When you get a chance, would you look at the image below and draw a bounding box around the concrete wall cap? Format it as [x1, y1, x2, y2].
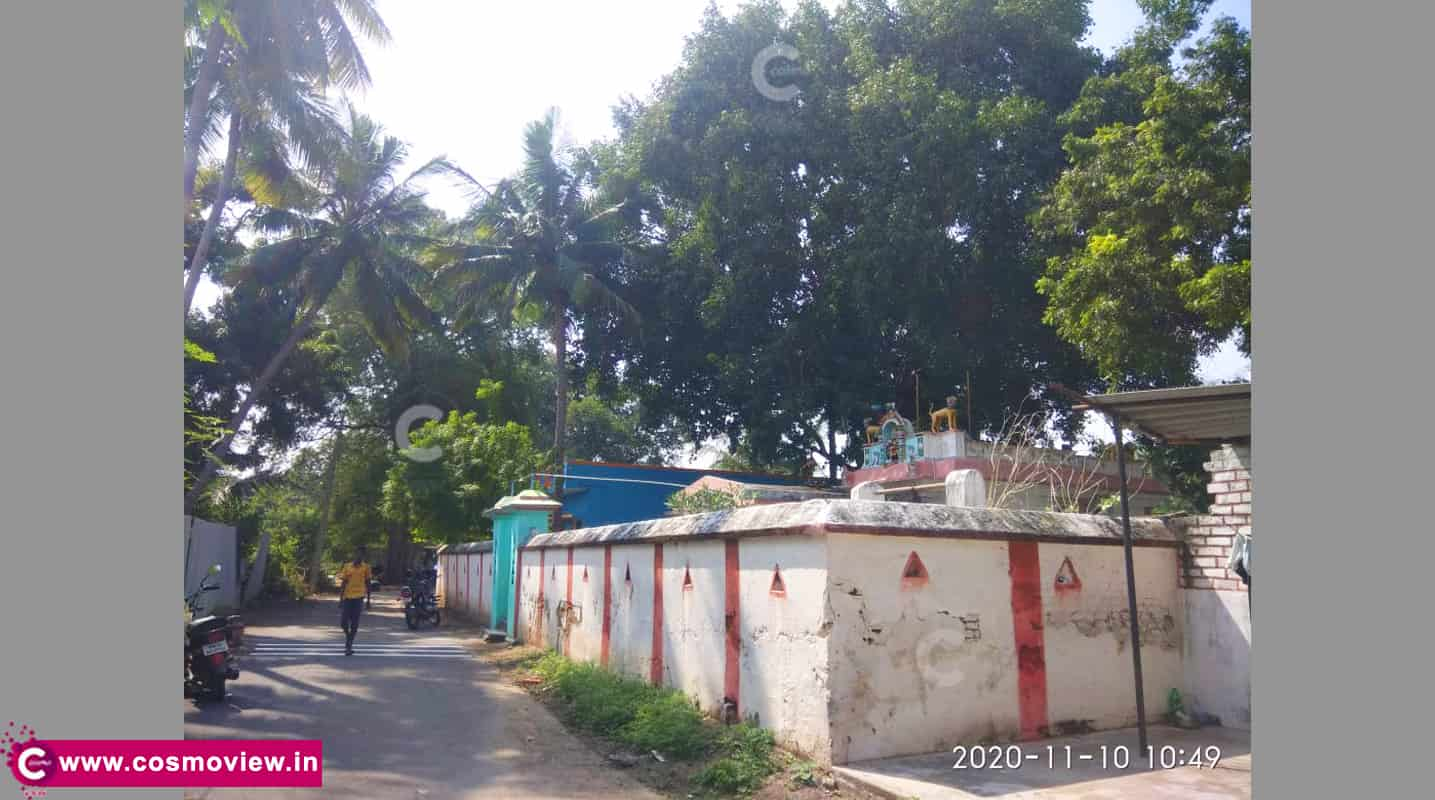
[438, 540, 494, 555]
[483, 489, 563, 517]
[523, 498, 1178, 550]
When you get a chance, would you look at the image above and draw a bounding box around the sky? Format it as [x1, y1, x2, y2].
[195, 0, 1251, 463]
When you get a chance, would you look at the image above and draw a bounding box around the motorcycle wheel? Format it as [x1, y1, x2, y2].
[203, 673, 226, 703]
[405, 610, 418, 630]
[430, 609, 441, 627]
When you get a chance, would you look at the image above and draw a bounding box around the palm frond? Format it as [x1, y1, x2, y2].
[317, 0, 381, 89]
[559, 253, 640, 324]
[352, 258, 410, 360]
[249, 208, 311, 237]
[562, 240, 625, 265]
[434, 254, 523, 294]
[433, 161, 496, 205]
[521, 108, 566, 217]
[333, 0, 392, 45]
[230, 237, 319, 287]
[299, 243, 349, 312]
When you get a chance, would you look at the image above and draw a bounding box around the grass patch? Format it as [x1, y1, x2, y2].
[522, 651, 782, 796]
[621, 690, 711, 759]
[693, 724, 778, 795]
[529, 651, 712, 759]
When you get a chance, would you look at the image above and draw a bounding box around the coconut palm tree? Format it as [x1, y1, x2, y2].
[430, 109, 641, 470]
[185, 107, 445, 511]
[183, 49, 338, 315]
[183, 0, 389, 228]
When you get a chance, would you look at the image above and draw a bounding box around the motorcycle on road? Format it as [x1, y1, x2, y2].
[184, 563, 241, 702]
[401, 568, 441, 630]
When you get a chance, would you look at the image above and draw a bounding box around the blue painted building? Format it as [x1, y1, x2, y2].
[537, 460, 806, 529]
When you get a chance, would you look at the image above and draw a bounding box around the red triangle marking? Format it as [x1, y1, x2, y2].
[682, 566, 694, 590]
[1054, 556, 1082, 592]
[624, 564, 632, 582]
[582, 567, 589, 582]
[901, 551, 930, 589]
[770, 565, 786, 596]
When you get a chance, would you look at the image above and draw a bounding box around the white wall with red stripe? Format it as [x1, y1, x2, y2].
[500, 510, 1185, 766]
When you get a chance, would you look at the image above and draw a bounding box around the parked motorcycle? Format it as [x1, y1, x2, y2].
[184, 563, 241, 702]
[401, 569, 440, 630]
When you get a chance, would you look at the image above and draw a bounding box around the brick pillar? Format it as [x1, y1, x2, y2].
[1178, 444, 1251, 592]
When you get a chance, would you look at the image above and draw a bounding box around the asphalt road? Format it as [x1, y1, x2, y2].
[183, 592, 660, 799]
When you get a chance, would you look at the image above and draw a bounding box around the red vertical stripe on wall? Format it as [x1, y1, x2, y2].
[724, 539, 741, 714]
[1008, 540, 1049, 740]
[565, 546, 575, 656]
[601, 544, 613, 668]
[478, 553, 484, 619]
[650, 543, 664, 686]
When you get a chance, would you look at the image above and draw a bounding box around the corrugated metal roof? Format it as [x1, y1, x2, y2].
[1072, 383, 1250, 445]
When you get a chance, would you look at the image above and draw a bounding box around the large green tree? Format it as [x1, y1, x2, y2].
[382, 413, 542, 543]
[186, 108, 446, 510]
[1034, 9, 1250, 385]
[584, 0, 1104, 472]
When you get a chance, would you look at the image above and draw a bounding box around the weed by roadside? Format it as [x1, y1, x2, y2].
[485, 646, 856, 799]
[693, 725, 777, 795]
[531, 651, 714, 760]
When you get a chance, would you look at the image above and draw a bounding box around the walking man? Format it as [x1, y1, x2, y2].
[338, 548, 372, 656]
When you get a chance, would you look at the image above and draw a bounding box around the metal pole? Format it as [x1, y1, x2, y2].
[1112, 413, 1149, 752]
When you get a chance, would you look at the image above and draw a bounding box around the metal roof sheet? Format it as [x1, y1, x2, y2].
[1071, 383, 1251, 444]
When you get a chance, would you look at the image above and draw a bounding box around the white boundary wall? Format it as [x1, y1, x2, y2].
[500, 500, 1185, 765]
[437, 543, 493, 625]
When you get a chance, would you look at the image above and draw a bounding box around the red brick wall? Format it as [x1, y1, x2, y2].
[1177, 444, 1250, 592]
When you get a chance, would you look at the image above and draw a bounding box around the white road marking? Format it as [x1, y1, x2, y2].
[248, 641, 474, 659]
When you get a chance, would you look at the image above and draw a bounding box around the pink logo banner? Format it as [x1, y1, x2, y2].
[7, 739, 323, 789]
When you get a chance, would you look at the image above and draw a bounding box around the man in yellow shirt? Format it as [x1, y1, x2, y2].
[337, 548, 372, 656]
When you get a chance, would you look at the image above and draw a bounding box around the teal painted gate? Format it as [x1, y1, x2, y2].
[484, 489, 561, 639]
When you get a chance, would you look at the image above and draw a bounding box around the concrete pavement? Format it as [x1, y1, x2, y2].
[183, 592, 662, 799]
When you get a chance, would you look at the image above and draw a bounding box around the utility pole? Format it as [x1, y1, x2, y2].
[1112, 414, 1149, 752]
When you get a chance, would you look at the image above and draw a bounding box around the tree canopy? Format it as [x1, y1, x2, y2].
[184, 0, 1251, 596]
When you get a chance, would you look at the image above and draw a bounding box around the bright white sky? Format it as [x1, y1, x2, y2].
[197, 0, 1251, 465]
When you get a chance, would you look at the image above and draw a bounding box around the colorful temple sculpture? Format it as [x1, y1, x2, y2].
[852, 399, 1170, 514]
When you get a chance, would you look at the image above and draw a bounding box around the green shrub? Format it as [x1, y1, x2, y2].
[527, 651, 787, 793]
[789, 759, 818, 787]
[559, 665, 653, 734]
[620, 691, 711, 759]
[693, 724, 777, 795]
[531, 651, 572, 683]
